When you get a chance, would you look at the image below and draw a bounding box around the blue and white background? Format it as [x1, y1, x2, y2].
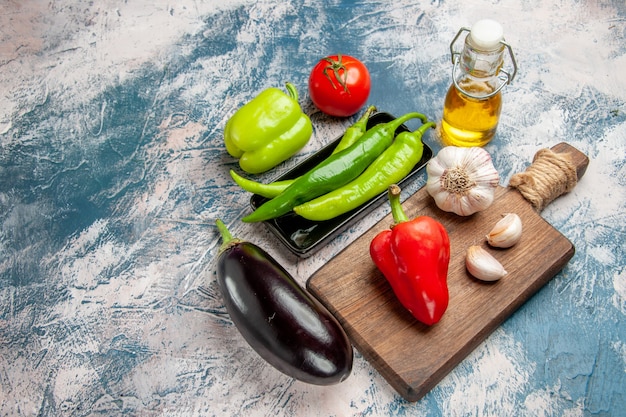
[1, 1, 624, 416]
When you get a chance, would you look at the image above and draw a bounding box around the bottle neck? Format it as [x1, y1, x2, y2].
[453, 38, 505, 99]
[460, 37, 505, 79]
[447, 21, 517, 100]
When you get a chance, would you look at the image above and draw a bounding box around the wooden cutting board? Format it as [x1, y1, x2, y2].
[306, 143, 588, 402]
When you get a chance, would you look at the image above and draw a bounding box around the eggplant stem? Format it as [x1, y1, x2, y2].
[216, 219, 242, 252]
[215, 219, 232, 241]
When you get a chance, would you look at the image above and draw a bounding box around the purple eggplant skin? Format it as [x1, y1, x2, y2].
[214, 219, 353, 385]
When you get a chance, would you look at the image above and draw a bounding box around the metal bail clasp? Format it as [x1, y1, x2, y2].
[449, 26, 518, 100]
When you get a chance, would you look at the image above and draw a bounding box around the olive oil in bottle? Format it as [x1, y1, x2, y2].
[441, 80, 502, 147]
[440, 19, 517, 147]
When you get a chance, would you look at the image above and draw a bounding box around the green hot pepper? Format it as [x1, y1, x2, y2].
[230, 174, 293, 199]
[242, 112, 426, 223]
[294, 120, 435, 221]
[230, 105, 377, 198]
[331, 105, 377, 154]
[224, 83, 313, 174]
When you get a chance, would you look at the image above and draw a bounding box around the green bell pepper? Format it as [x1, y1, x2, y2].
[224, 83, 313, 174]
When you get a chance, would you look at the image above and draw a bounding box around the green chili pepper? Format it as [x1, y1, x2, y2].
[224, 82, 313, 174]
[241, 112, 427, 223]
[294, 121, 436, 221]
[331, 105, 377, 154]
[229, 173, 293, 199]
[229, 105, 377, 198]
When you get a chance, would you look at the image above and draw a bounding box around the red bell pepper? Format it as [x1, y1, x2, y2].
[370, 184, 450, 325]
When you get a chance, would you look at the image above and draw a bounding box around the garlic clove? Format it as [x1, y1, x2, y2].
[487, 213, 523, 248]
[466, 245, 508, 281]
[463, 186, 496, 215]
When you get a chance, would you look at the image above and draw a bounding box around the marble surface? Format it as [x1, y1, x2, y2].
[1, 1, 624, 416]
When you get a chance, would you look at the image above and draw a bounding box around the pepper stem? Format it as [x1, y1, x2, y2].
[398, 121, 436, 142]
[348, 104, 377, 137]
[356, 105, 377, 127]
[417, 121, 437, 133]
[388, 184, 409, 224]
[332, 105, 377, 154]
[284, 82, 299, 101]
[388, 112, 428, 131]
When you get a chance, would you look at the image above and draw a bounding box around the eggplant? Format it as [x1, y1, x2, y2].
[214, 219, 353, 385]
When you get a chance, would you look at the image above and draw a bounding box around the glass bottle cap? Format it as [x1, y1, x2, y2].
[469, 19, 504, 50]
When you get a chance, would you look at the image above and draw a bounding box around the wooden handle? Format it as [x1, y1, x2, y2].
[550, 142, 589, 181]
[508, 142, 589, 211]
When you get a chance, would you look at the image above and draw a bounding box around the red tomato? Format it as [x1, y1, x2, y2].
[308, 54, 371, 117]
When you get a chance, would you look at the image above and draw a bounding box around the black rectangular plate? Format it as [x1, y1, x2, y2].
[250, 112, 434, 257]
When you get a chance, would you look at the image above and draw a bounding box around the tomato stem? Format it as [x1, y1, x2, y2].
[323, 54, 350, 94]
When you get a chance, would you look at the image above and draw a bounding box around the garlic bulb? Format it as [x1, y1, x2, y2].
[487, 213, 523, 248]
[426, 146, 500, 216]
[466, 245, 507, 281]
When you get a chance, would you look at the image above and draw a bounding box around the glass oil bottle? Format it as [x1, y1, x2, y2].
[440, 19, 517, 147]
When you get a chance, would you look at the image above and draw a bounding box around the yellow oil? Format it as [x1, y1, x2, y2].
[440, 80, 502, 147]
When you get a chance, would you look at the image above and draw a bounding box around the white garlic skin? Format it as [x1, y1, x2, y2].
[426, 146, 500, 216]
[487, 213, 523, 248]
[466, 245, 508, 281]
